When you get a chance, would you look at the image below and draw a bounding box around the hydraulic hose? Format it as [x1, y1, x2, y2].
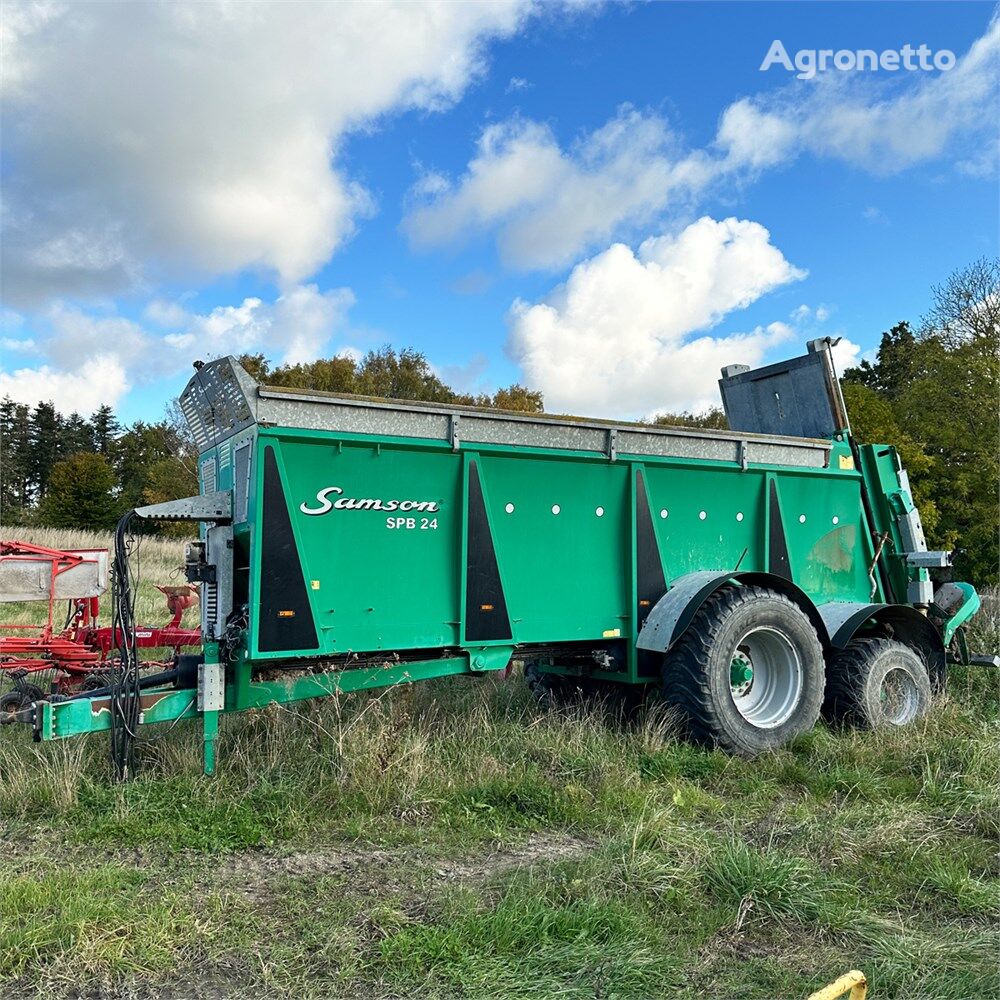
[109, 510, 142, 781]
[61, 666, 180, 703]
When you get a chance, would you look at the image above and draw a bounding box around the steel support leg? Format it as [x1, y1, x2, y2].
[199, 641, 224, 776]
[202, 708, 219, 776]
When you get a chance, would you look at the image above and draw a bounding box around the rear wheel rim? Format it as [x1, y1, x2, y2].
[729, 626, 803, 729]
[879, 667, 920, 724]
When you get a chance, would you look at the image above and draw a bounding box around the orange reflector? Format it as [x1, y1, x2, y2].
[639, 599, 650, 607]
[278, 610, 296, 618]
[480, 604, 494, 611]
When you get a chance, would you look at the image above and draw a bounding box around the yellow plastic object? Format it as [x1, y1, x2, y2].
[808, 970, 867, 1000]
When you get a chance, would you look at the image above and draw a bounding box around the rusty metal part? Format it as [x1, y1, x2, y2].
[867, 532, 889, 599]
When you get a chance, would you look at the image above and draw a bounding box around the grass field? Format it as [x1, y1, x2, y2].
[1, 528, 997, 999]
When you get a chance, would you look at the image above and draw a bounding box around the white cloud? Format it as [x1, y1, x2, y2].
[0, 357, 129, 415]
[144, 300, 190, 329]
[3, 284, 357, 413]
[407, 18, 998, 270]
[1, 0, 533, 305]
[1, 336, 36, 353]
[405, 107, 715, 269]
[406, 119, 568, 251]
[790, 303, 832, 324]
[830, 337, 862, 373]
[716, 98, 797, 170]
[45, 307, 153, 375]
[167, 285, 357, 367]
[717, 17, 1000, 173]
[507, 217, 806, 417]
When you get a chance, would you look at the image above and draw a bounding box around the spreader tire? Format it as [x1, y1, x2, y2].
[823, 638, 931, 729]
[662, 586, 825, 755]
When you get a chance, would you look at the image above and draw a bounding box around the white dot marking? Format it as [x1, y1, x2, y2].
[505, 503, 514, 514]
[736, 512, 744, 522]
[832, 515, 839, 525]
[699, 511, 707, 520]
[551, 504, 560, 515]
[595, 506, 605, 517]
[660, 509, 668, 519]
[799, 514, 806, 523]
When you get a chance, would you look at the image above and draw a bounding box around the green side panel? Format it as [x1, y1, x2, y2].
[250, 433, 463, 659]
[643, 464, 870, 606]
[645, 465, 765, 579]
[763, 470, 874, 604]
[478, 452, 631, 643]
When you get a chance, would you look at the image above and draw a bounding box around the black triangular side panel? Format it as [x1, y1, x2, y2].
[258, 446, 319, 653]
[635, 469, 667, 628]
[768, 480, 792, 581]
[465, 460, 512, 642]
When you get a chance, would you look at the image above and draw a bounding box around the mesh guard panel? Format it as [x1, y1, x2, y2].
[179, 358, 257, 449]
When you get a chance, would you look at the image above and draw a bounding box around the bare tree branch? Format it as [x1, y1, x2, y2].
[922, 257, 1000, 349]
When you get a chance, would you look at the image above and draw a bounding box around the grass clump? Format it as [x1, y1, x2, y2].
[702, 839, 848, 928]
[0, 864, 216, 985]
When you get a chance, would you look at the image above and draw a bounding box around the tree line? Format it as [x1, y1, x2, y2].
[0, 400, 196, 532]
[239, 345, 544, 411]
[1, 261, 995, 584]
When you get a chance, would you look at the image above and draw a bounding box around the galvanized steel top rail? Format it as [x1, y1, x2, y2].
[180, 356, 831, 469]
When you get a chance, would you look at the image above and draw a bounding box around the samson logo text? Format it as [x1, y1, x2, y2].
[300, 486, 440, 516]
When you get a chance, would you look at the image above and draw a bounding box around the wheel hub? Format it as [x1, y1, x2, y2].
[728, 627, 804, 729]
[730, 654, 754, 696]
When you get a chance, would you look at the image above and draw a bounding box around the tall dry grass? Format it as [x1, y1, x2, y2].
[0, 524, 996, 837]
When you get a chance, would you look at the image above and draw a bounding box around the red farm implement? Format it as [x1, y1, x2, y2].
[0, 540, 200, 716]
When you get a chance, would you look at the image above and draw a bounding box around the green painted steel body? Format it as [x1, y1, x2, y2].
[235, 429, 874, 670]
[29, 350, 982, 762]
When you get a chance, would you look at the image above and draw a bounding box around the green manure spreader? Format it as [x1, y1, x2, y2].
[7, 340, 991, 776]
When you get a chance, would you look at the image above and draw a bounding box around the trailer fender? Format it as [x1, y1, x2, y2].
[636, 571, 829, 655]
[816, 601, 946, 689]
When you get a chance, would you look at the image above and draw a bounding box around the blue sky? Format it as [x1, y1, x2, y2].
[1, 1, 996, 423]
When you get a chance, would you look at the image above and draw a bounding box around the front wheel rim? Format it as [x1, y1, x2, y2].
[729, 626, 804, 729]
